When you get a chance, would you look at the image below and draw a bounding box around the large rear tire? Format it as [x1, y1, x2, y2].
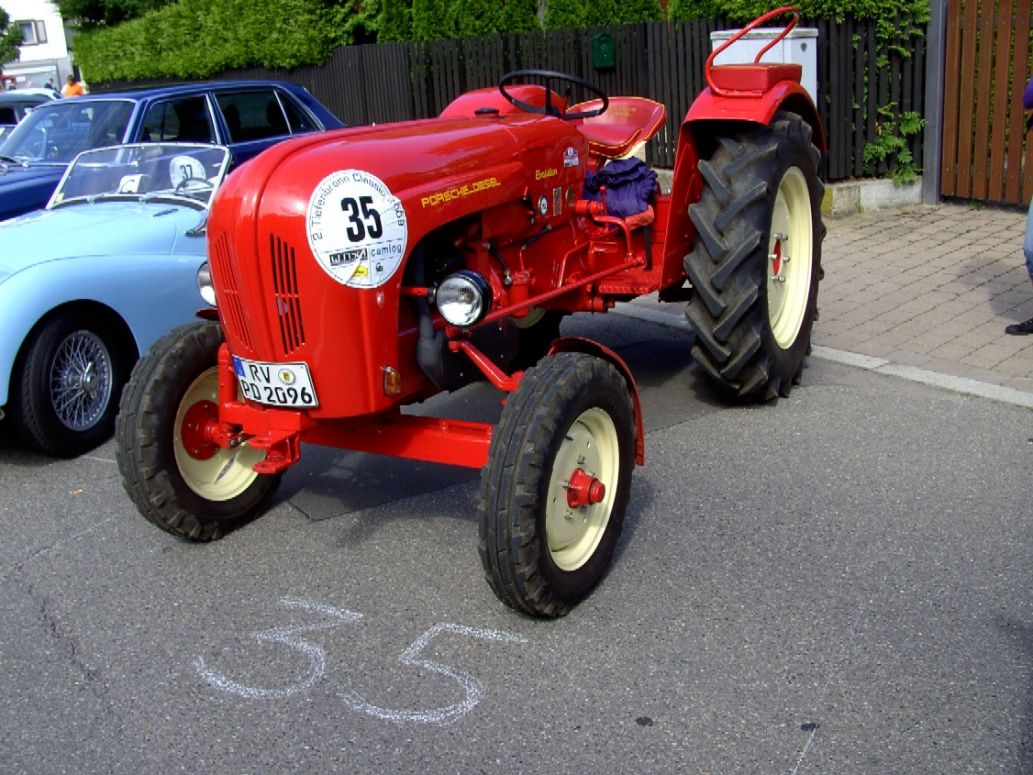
[684, 111, 824, 401]
[116, 322, 280, 541]
[479, 352, 635, 618]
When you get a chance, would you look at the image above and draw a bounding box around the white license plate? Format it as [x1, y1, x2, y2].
[232, 356, 318, 407]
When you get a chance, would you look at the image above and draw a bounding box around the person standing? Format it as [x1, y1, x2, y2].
[1007, 75, 1033, 335]
[61, 74, 85, 98]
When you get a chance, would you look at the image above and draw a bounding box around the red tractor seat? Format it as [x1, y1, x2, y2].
[570, 97, 667, 159]
[709, 63, 802, 95]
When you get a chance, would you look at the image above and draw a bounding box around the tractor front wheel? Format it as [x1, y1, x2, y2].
[116, 322, 280, 541]
[479, 352, 634, 617]
[684, 111, 824, 401]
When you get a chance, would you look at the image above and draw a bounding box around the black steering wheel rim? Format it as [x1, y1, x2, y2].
[498, 69, 609, 120]
[174, 176, 211, 194]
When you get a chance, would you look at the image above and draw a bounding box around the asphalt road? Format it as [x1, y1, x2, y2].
[1, 311, 1031, 774]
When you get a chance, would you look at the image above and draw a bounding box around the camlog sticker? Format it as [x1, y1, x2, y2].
[307, 170, 408, 289]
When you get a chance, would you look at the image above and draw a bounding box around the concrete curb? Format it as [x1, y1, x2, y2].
[822, 176, 924, 217]
[614, 303, 1033, 410]
[655, 168, 922, 217]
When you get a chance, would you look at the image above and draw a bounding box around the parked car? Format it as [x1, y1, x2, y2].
[0, 80, 343, 221]
[0, 142, 231, 456]
[0, 90, 56, 142]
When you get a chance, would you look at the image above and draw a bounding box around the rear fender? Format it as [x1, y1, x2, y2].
[546, 336, 645, 465]
[661, 84, 826, 258]
[685, 83, 826, 152]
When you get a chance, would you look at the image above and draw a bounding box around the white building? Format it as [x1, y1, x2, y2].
[1, 0, 72, 90]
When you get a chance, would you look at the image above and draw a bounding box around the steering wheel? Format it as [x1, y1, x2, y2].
[174, 176, 212, 195]
[24, 125, 49, 161]
[499, 69, 609, 120]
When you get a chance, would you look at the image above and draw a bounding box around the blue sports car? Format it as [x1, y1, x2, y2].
[0, 142, 229, 455]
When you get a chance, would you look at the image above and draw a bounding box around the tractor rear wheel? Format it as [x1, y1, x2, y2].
[116, 322, 280, 541]
[479, 352, 634, 618]
[684, 111, 824, 401]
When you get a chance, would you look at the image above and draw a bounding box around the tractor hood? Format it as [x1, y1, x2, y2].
[214, 114, 583, 253]
[206, 113, 587, 419]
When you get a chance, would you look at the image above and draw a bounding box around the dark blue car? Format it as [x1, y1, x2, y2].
[0, 80, 343, 221]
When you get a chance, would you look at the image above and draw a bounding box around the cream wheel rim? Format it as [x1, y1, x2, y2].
[767, 166, 814, 349]
[545, 407, 619, 572]
[173, 367, 265, 501]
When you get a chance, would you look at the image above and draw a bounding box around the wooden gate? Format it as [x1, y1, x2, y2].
[941, 0, 1033, 205]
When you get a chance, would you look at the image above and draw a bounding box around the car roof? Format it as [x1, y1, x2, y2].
[81, 80, 311, 101]
[0, 92, 53, 106]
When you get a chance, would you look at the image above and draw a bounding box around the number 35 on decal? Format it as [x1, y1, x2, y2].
[341, 195, 383, 242]
[193, 597, 527, 725]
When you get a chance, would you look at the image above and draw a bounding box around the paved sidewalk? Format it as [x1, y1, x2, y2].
[818, 203, 1033, 395]
[625, 201, 1033, 403]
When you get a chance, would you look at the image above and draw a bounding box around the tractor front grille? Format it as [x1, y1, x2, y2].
[211, 232, 254, 353]
[270, 235, 306, 356]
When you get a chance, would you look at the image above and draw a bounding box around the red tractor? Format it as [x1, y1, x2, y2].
[117, 7, 825, 617]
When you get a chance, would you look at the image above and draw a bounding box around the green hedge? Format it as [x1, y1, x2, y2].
[74, 0, 338, 81]
[668, 0, 929, 41]
[76, 0, 929, 83]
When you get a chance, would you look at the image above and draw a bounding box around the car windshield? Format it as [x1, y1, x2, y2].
[49, 143, 230, 209]
[0, 99, 134, 164]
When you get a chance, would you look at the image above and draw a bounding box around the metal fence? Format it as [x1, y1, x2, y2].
[96, 17, 926, 182]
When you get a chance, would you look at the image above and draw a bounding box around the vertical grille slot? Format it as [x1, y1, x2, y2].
[270, 235, 306, 356]
[211, 233, 254, 352]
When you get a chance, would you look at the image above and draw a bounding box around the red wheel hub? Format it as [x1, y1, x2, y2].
[566, 467, 606, 508]
[180, 400, 220, 460]
[771, 238, 783, 276]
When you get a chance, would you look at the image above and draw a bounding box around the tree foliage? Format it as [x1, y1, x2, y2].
[0, 9, 23, 69]
[329, 0, 382, 45]
[411, 0, 450, 40]
[501, 0, 540, 32]
[378, 0, 412, 42]
[667, 0, 929, 36]
[55, 0, 173, 30]
[543, 0, 582, 30]
[73, 0, 339, 80]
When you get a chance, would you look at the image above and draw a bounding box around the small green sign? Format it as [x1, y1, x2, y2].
[592, 33, 615, 70]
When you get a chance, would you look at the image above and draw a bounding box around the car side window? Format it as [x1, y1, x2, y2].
[142, 96, 215, 143]
[215, 90, 291, 143]
[280, 93, 317, 133]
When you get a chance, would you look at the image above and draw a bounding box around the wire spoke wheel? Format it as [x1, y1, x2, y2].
[49, 329, 114, 431]
[12, 313, 129, 456]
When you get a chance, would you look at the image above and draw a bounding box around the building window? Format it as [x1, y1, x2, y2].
[17, 21, 47, 46]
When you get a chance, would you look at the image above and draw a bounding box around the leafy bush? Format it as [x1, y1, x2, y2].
[74, 0, 339, 81]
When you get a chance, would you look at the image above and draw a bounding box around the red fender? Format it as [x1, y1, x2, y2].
[686, 81, 827, 153]
[546, 336, 645, 465]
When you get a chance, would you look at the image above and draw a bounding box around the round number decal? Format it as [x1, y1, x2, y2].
[306, 170, 408, 289]
[169, 155, 207, 188]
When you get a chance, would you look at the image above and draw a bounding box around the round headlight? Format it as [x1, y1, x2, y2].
[196, 262, 216, 307]
[436, 270, 491, 326]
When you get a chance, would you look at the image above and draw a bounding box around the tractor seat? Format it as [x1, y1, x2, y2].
[570, 97, 666, 159]
[709, 63, 802, 95]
